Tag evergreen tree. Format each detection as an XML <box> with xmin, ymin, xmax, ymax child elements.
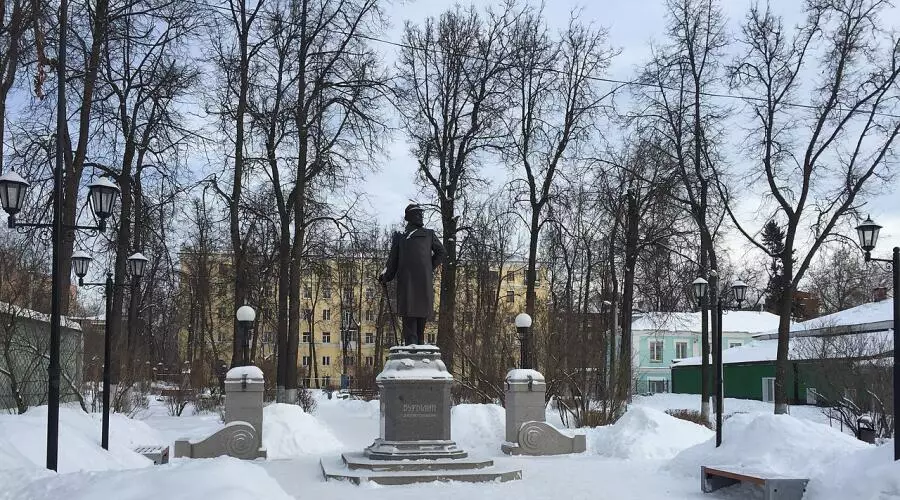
<box><xmin>762</xmin><ymin>220</ymin><xmax>788</xmax><ymax>314</ymax></box>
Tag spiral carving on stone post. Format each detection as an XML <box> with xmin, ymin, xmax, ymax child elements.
<box><xmin>223</xmin><ymin>425</ymin><xmax>258</xmax><ymax>459</ymax></box>
<box><xmin>518</xmin><ymin>421</ymin><xmax>555</xmax><ymax>453</ymax></box>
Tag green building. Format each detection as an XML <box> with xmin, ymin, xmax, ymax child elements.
<box><xmin>671</xmin><ymin>300</ymin><xmax>894</xmax><ymax>404</ymax></box>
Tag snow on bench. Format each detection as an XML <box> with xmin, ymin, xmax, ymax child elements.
<box><xmin>134</xmin><ymin>445</ymin><xmax>170</xmax><ymax>465</ymax></box>
<box><xmin>701</xmin><ymin>466</ymin><xmax>808</xmax><ymax>500</ymax></box>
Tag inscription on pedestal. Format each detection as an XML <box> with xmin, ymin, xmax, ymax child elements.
<box><xmin>382</xmin><ymin>383</ymin><xmax>449</xmax><ymax>441</ymax></box>
<box><xmin>402</xmin><ymin>403</ymin><xmax>438</xmax><ymax>417</ymax></box>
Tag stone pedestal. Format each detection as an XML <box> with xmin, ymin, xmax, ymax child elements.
<box><xmin>501</xmin><ymin>368</ymin><xmax>585</xmax><ymax>456</ymax></box>
<box><xmin>365</xmin><ymin>345</ymin><xmax>465</xmax><ymax>460</ymax></box>
<box><xmin>174</xmin><ymin>366</ymin><xmax>267</xmax><ymax>460</ymax></box>
<box><xmin>322</xmin><ymin>345</ymin><xmax>522</xmax><ymax>485</ymax></box>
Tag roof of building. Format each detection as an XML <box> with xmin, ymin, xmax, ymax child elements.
<box><xmin>631</xmin><ymin>310</ymin><xmax>785</xmax><ymax>334</ymax></box>
<box><xmin>749</xmin><ymin>299</ymin><xmax>895</xmax><ymax>340</ymax></box>
<box><xmin>0</xmin><ymin>301</ymin><xmax>83</xmax><ymax>331</ymax></box>
<box><xmin>674</xmin><ymin>300</ymin><xmax>895</xmax><ymax>367</ymax></box>
<box><xmin>673</xmin><ymin>329</ymin><xmax>893</xmax><ymax>367</ymax></box>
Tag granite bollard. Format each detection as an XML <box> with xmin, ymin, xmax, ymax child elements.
<box><xmin>174</xmin><ymin>366</ymin><xmax>267</xmax><ymax>460</ymax></box>
<box><xmin>501</xmin><ymin>368</ymin><xmax>585</xmax><ymax>456</ymax></box>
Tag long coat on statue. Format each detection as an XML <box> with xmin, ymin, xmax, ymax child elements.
<box><xmin>381</xmin><ymin>224</ymin><xmax>445</xmax><ymax>318</ymax></box>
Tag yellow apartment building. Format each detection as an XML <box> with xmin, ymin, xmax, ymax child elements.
<box><xmin>178</xmin><ymin>251</ymin><xmax>548</xmax><ymax>389</ymax></box>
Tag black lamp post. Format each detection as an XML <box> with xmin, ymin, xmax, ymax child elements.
<box><xmin>0</xmin><ymin>172</ymin><xmax>119</xmax><ymax>471</ymax></box>
<box><xmin>236</xmin><ymin>305</ymin><xmax>256</xmax><ymax>367</ymax></box>
<box><xmin>854</xmin><ymin>215</ymin><xmax>899</xmax><ymax>461</ymax></box>
<box><xmin>72</xmin><ymin>251</ymin><xmax>149</xmax><ymax>450</ymax></box>
<box><xmin>515</xmin><ymin>313</ymin><xmax>533</xmax><ymax>370</ymax></box>
<box><xmin>691</xmin><ymin>275</ymin><xmax>750</xmax><ymax>448</ymax></box>
<box><xmin>692</xmin><ymin>277</ymin><xmax>711</xmax><ymax>423</ymax></box>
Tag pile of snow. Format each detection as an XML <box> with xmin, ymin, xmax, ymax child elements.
<box><xmin>667</xmin><ymin>413</ymin><xmax>869</xmax><ymax>478</ymax></box>
<box><xmin>588</xmin><ymin>406</ymin><xmax>713</xmax><ymax>460</ymax></box>
<box><xmin>451</xmin><ymin>404</ymin><xmax>506</xmax><ymax>453</ymax></box>
<box><xmin>3</xmin><ymin>457</ymin><xmax>293</xmax><ymax>500</ymax></box>
<box><xmin>262</xmin><ymin>403</ymin><xmax>343</xmax><ymax>458</ymax></box>
<box><xmin>0</xmin><ymin>406</ymin><xmax>159</xmax><ymax>474</ymax></box>
<box><xmin>805</xmin><ymin>441</ymin><xmax>899</xmax><ymax>500</ymax></box>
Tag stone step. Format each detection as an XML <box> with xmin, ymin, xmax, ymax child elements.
<box><xmin>321</xmin><ymin>456</ymin><xmax>522</xmax><ymax>485</ymax></box>
<box><xmin>342</xmin><ymin>452</ymin><xmax>494</xmax><ymax>471</ymax></box>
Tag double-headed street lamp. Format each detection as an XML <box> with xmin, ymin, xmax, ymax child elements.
<box><xmin>692</xmin><ymin>276</ymin><xmax>749</xmax><ymax>447</ymax></box>
<box><xmin>71</xmin><ymin>251</ymin><xmax>149</xmax><ymax>450</ymax></box>
<box><xmin>0</xmin><ymin>172</ymin><xmax>120</xmax><ymax>231</ymax></box>
<box><xmin>854</xmin><ymin>216</ymin><xmax>899</xmax><ymax>461</ymax></box>
<box><xmin>0</xmin><ymin>170</ymin><xmax>120</xmax><ymax>471</ymax></box>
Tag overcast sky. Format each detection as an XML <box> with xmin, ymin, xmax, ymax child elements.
<box><xmin>353</xmin><ymin>0</ymin><xmax>900</xmax><ymax>266</ymax></box>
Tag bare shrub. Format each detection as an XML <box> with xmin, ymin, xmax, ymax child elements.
<box><xmin>297</xmin><ymin>386</ymin><xmax>317</xmax><ymax>414</ymax></box>
<box><xmin>666</xmin><ymin>409</ymin><xmax>711</xmax><ymax>428</ymax></box>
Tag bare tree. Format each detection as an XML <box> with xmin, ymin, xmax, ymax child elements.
<box><xmin>504</xmin><ymin>7</ymin><xmax>616</xmax><ymax>324</ymax></box>
<box><xmin>0</xmin><ymin>0</ymin><xmax>35</xmax><ymax>171</ymax></box>
<box><xmin>396</xmin><ymin>3</ymin><xmax>519</xmax><ymax>371</ymax></box>
<box><xmin>635</xmin><ymin>0</ymin><xmax>728</xmax><ymax>422</ymax></box>
<box><xmin>207</xmin><ymin>0</ymin><xmax>267</xmax><ymax>368</ymax></box>
<box><xmin>806</xmin><ymin>243</ymin><xmax>891</xmax><ymax>314</ymax></box>
<box><xmin>453</xmin><ymin>194</ymin><xmax>521</xmax><ymax>403</ymax></box>
<box><xmin>726</xmin><ymin>0</ymin><xmax>900</xmax><ymax>413</ymax></box>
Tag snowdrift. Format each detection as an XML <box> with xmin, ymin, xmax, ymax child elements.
<box><xmin>262</xmin><ymin>403</ymin><xmax>343</xmax><ymax>458</ymax></box>
<box><xmin>3</xmin><ymin>457</ymin><xmax>293</xmax><ymax>500</ymax></box>
<box><xmin>667</xmin><ymin>412</ymin><xmax>868</xmax><ymax>478</ymax></box>
<box><xmin>804</xmin><ymin>440</ymin><xmax>899</xmax><ymax>500</ymax></box>
<box><xmin>451</xmin><ymin>403</ymin><xmax>506</xmax><ymax>453</ymax></box>
<box><xmin>0</xmin><ymin>406</ymin><xmax>159</xmax><ymax>474</ymax></box>
<box><xmin>587</xmin><ymin>406</ymin><xmax>713</xmax><ymax>460</ymax></box>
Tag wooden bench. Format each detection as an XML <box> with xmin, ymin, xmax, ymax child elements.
<box><xmin>135</xmin><ymin>445</ymin><xmax>170</xmax><ymax>465</ymax></box>
<box><xmin>701</xmin><ymin>466</ymin><xmax>808</xmax><ymax>500</ymax></box>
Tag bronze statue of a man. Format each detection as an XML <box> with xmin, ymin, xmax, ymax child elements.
<box><xmin>379</xmin><ymin>204</ymin><xmax>445</xmax><ymax>345</ymax></box>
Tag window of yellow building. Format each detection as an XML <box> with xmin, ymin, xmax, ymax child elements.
<box><xmin>322</xmin><ymin>332</ymin><xmax>331</xmax><ymax>343</ymax></box>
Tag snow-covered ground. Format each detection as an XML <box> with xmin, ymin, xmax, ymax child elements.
<box><xmin>1</xmin><ymin>393</ymin><xmax>896</xmax><ymax>500</ymax></box>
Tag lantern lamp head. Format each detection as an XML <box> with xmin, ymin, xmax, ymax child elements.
<box><xmin>0</xmin><ymin>171</ymin><xmax>29</xmax><ymax>218</ymax></box>
<box><xmin>126</xmin><ymin>252</ymin><xmax>149</xmax><ymax>278</ymax></box>
<box><xmin>87</xmin><ymin>177</ymin><xmax>120</xmax><ymax>223</ymax></box>
<box><xmin>692</xmin><ymin>277</ymin><xmax>709</xmax><ymax>301</ymax></box>
<box><xmin>732</xmin><ymin>279</ymin><xmax>749</xmax><ymax>305</ymax></box>
<box><xmin>855</xmin><ymin>215</ymin><xmax>881</xmax><ymax>254</ymax></box>
<box><xmin>71</xmin><ymin>251</ymin><xmax>93</xmax><ymax>281</ymax></box>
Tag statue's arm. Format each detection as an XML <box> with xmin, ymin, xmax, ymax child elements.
<box><xmin>431</xmin><ymin>230</ymin><xmax>445</xmax><ymax>270</ymax></box>
<box><xmin>381</xmin><ymin>232</ymin><xmax>400</xmax><ymax>282</ymax></box>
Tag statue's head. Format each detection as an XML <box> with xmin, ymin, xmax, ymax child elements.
<box><xmin>404</xmin><ymin>203</ymin><xmax>424</xmax><ymax>227</ymax></box>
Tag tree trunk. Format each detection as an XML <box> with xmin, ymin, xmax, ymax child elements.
<box><xmin>774</xmin><ymin>253</ymin><xmax>793</xmax><ymax>414</ymax></box>
<box><xmin>525</xmin><ymin>208</ymin><xmax>540</xmax><ymax>318</ymax></box>
<box><xmin>619</xmin><ymin>190</ymin><xmax>639</xmax><ymax>402</ymax></box>
<box><xmin>275</xmin><ymin>231</ymin><xmax>290</xmax><ymax>401</ymax></box>
<box><xmin>437</xmin><ymin>207</ymin><xmax>458</xmax><ymax>372</ymax></box>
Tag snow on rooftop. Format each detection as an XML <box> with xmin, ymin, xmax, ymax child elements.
<box><xmin>632</xmin><ymin>310</ymin><xmax>784</xmax><ymax>334</ymax></box>
<box><xmin>797</xmin><ymin>299</ymin><xmax>894</xmax><ymax>331</ymax></box>
<box><xmin>0</xmin><ymin>301</ymin><xmax>83</xmax><ymax>331</ymax></box>
<box><xmin>674</xmin><ymin>329</ymin><xmax>893</xmax><ymax>367</ymax></box>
